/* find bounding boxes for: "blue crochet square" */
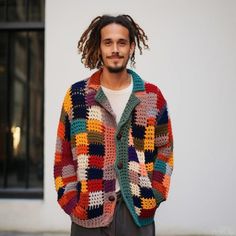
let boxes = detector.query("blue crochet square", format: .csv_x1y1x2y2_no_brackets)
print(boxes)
71,119,86,135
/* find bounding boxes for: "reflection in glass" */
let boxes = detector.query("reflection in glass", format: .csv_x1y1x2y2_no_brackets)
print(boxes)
0,32,8,187
11,126,21,155
7,0,26,22
0,31,44,189
0,0,45,22
29,31,44,187
0,0,7,21
29,0,45,21
0,0,44,197
8,32,27,188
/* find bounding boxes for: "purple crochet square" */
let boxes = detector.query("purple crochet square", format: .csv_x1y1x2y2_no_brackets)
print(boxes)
104,179,115,192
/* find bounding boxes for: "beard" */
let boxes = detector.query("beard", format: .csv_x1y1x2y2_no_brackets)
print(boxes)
107,65,126,73
101,52,129,73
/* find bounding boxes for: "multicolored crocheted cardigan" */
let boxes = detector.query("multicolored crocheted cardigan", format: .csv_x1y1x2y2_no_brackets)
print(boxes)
54,69,174,228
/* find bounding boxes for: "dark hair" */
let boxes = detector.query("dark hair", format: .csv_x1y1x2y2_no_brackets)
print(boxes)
78,14,149,69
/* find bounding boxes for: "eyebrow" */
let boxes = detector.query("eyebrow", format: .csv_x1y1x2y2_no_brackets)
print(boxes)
102,38,129,42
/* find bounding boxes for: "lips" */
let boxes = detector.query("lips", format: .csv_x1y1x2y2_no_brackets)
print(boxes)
107,55,124,59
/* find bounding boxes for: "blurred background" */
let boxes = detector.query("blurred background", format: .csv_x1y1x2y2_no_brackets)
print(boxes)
0,0,236,235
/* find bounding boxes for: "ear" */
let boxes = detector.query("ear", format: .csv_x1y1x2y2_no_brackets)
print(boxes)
130,42,135,56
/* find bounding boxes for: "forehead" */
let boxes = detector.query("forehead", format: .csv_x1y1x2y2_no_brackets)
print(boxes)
100,23,129,40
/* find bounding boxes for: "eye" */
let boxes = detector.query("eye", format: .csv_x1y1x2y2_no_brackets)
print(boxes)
119,40,127,46
104,40,111,46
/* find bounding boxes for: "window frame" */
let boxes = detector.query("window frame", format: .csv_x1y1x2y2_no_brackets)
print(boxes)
0,1,45,199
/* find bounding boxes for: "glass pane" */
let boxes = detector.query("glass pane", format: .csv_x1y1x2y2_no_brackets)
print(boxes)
28,31,44,188
0,0,7,21
7,32,27,188
7,0,26,22
28,0,45,21
0,32,8,187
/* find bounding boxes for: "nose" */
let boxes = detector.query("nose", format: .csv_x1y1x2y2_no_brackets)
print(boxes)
112,43,119,53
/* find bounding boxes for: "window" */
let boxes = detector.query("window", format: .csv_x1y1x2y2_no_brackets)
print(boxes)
0,0,45,198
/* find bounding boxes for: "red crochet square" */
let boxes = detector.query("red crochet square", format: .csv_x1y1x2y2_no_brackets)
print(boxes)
87,179,103,192
145,83,158,93
139,207,156,218
88,155,104,168
79,192,89,208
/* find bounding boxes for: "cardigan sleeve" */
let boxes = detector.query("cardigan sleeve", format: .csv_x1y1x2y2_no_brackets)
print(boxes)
152,90,174,207
54,88,79,215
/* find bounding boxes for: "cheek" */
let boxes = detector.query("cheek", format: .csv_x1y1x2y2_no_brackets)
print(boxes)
99,50,106,59
122,48,131,56
100,49,109,58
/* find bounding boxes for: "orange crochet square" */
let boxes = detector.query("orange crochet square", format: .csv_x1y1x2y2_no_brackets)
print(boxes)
58,191,76,207
147,117,156,126
55,152,62,163
104,202,115,214
57,122,65,139
73,204,87,220
152,181,166,197
76,145,88,155
163,175,170,188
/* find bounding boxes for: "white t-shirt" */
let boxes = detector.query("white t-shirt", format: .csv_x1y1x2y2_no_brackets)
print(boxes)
101,77,133,192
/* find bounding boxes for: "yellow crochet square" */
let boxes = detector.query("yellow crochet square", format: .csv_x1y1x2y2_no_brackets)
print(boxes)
81,180,88,193
168,153,174,167
87,119,103,132
144,126,155,150
141,197,156,209
76,133,88,146
145,162,153,172
63,89,72,114
145,126,155,139
55,177,64,191
144,140,155,151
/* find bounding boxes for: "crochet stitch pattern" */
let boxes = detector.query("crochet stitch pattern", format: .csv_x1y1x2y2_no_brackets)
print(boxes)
54,69,174,228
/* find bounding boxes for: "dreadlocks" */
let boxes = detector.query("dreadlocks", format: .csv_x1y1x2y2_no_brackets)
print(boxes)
78,14,149,69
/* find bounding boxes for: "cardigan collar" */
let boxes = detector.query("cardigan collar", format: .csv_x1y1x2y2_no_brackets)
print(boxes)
88,68,145,132
88,68,145,92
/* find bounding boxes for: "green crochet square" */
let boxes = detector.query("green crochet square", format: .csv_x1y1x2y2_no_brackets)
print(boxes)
71,119,86,135
154,159,166,174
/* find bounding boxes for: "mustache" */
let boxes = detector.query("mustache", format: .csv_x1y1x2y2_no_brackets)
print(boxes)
106,53,124,59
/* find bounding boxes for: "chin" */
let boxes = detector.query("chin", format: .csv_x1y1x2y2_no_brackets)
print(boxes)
107,66,126,73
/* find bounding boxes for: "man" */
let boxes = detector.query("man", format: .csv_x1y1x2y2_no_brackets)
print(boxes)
54,14,174,236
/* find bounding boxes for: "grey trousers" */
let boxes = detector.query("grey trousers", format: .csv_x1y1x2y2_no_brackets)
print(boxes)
70,192,155,236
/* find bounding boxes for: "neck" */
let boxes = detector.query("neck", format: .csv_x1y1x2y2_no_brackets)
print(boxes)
100,67,131,90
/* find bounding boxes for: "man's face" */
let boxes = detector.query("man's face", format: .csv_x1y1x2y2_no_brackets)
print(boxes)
99,23,135,73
